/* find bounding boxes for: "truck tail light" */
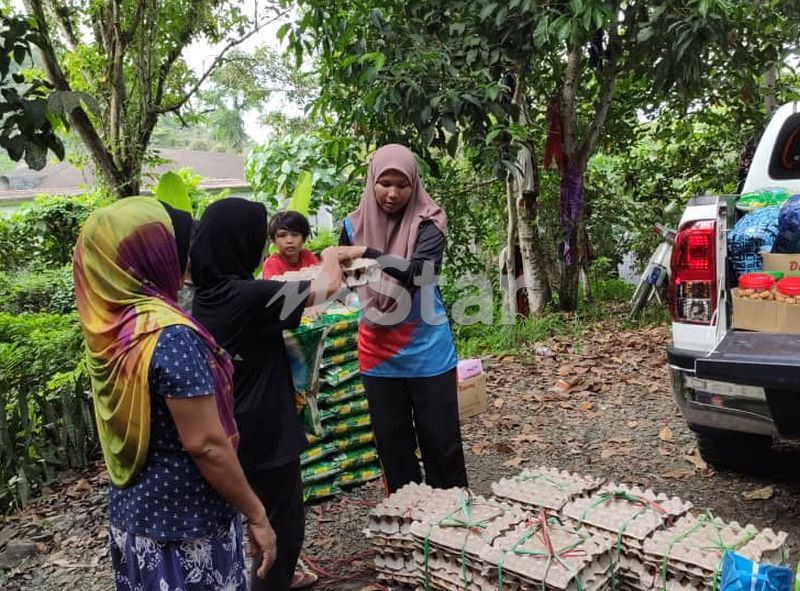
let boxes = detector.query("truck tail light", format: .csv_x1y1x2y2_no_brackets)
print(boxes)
670,220,717,324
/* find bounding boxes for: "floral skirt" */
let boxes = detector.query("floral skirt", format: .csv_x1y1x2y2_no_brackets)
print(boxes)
109,519,246,591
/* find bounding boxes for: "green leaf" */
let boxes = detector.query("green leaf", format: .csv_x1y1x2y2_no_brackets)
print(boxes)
637,26,654,43
4,136,25,161
13,45,27,65
288,170,313,215
276,23,291,40
155,171,192,214
24,141,46,170
479,3,498,21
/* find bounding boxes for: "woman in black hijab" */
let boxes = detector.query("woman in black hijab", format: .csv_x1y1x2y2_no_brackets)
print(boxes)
191,198,351,590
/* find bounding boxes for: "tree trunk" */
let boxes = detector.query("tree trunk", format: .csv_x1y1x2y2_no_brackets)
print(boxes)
500,175,519,320
517,185,551,312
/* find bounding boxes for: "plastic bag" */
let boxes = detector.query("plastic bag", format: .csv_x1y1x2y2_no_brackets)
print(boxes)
330,429,375,452
325,413,372,437
324,333,358,352
321,349,359,369
301,459,341,485
728,207,780,277
333,447,379,471
318,381,366,408
773,195,800,254
322,397,370,421
300,442,336,467
322,360,360,387
303,482,342,504
334,463,383,488
720,551,792,591
284,324,329,415
736,188,790,212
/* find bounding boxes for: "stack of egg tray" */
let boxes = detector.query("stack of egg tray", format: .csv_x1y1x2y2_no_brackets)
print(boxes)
408,496,527,590
618,513,789,591
492,467,605,513
366,483,466,585
562,484,693,585
477,515,615,591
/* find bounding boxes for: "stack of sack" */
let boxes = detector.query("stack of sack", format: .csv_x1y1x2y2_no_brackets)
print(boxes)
294,306,382,503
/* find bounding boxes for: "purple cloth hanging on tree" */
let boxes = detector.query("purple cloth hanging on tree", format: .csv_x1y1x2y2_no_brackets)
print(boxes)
559,164,584,265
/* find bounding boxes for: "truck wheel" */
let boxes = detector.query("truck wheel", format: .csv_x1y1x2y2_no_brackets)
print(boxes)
694,429,772,473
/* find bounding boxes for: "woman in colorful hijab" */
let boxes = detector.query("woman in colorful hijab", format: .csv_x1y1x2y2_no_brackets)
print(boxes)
190,197,348,591
339,144,468,494
73,197,276,590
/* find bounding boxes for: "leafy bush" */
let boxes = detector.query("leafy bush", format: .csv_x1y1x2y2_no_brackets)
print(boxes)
0,192,109,273
0,313,94,510
0,265,75,314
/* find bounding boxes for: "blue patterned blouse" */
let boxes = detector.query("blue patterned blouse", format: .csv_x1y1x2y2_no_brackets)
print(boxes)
108,325,236,541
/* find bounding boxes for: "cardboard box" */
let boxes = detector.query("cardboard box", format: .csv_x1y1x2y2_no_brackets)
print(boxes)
761,252,800,274
731,288,800,333
457,373,487,420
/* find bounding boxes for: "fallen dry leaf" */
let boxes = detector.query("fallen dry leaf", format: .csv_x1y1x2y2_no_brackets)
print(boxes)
503,456,524,468
627,420,639,428
658,425,674,442
580,401,594,411
662,469,693,480
743,485,774,501
494,442,515,455
684,447,708,471
493,398,505,410
657,447,673,457
601,446,632,460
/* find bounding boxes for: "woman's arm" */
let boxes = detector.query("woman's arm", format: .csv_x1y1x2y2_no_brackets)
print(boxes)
353,222,445,287
166,395,276,578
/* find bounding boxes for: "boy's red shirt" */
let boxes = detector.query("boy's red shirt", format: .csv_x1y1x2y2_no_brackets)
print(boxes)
262,248,320,278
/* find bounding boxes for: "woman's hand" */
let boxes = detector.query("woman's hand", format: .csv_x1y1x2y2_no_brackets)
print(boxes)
247,517,277,579
322,246,367,265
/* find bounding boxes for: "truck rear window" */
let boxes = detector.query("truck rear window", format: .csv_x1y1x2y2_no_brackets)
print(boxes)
769,113,800,179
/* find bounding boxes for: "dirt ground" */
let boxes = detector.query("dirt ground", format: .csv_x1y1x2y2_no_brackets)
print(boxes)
3,320,800,590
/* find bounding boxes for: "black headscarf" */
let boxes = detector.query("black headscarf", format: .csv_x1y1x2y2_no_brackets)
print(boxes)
190,198,288,353
160,201,193,275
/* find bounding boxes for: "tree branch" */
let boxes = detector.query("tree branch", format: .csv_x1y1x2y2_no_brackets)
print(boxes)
45,0,81,50
560,44,581,161
154,12,285,115
121,0,147,46
25,0,125,190
578,24,622,167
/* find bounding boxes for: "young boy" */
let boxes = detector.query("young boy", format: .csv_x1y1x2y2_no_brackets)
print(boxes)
262,210,320,278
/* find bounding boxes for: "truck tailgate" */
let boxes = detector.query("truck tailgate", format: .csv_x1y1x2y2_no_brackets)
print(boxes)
696,330,800,437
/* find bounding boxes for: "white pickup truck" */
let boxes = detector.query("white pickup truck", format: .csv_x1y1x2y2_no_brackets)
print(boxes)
668,101,800,472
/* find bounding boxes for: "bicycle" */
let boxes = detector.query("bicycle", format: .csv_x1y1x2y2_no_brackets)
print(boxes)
629,223,677,318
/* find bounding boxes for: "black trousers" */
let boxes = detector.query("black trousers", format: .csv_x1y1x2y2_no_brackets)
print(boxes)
246,460,305,591
362,368,468,494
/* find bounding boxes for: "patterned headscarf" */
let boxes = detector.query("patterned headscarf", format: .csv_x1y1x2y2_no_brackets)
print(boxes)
73,197,237,487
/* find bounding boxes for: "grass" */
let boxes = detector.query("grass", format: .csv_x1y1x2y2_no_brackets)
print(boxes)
452,278,669,358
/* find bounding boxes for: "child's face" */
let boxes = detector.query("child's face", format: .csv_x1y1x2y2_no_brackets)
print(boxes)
273,229,305,258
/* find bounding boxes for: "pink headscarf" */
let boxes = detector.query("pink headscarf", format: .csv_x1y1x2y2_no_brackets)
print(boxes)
348,144,447,320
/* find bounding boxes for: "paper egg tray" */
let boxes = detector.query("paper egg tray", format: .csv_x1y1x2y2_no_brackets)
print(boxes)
641,514,788,582
478,519,614,591
562,484,693,550
617,554,711,591
271,258,380,288
491,467,605,513
408,497,527,559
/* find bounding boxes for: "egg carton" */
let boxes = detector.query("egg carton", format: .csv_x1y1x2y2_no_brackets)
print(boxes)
641,513,788,581
562,484,693,551
479,518,615,591
408,496,528,560
271,258,381,288
491,467,605,513
618,554,708,591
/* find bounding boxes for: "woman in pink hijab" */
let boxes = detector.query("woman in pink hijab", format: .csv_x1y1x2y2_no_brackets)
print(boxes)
339,144,468,494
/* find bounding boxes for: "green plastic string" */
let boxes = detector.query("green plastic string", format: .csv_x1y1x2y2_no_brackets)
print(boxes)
497,512,586,591
421,492,504,590
577,490,668,591
658,510,758,591
516,473,572,494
